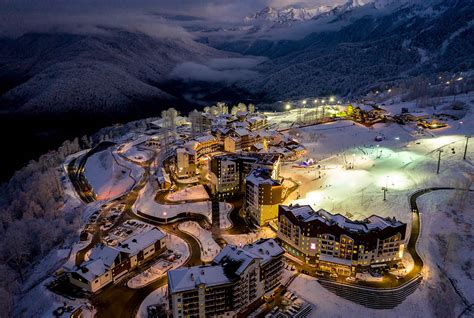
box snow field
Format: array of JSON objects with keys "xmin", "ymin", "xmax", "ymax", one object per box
[{"xmin": 84, "ymin": 148, "xmax": 144, "ymax": 200}]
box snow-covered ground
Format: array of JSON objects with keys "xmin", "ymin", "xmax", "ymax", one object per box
[
  {"xmin": 220, "ymin": 205, "xmax": 233, "ymax": 229},
  {"xmin": 281, "ymin": 116, "xmax": 473, "ymax": 224},
  {"xmin": 136, "ymin": 285, "xmax": 168, "ymax": 318},
  {"xmin": 127, "ymin": 231, "xmax": 190, "ymax": 289},
  {"xmin": 178, "ymin": 221, "xmax": 221, "ymax": 263},
  {"xmin": 122, "ymin": 146, "xmax": 154, "ymax": 163},
  {"xmin": 133, "ymin": 180, "xmax": 232, "ymax": 222},
  {"xmin": 84, "ymin": 148, "xmax": 144, "ymax": 200},
  {"xmin": 118, "ymin": 137, "xmax": 155, "ymax": 163},
  {"xmin": 15, "ymin": 281, "xmax": 95, "ymax": 318},
  {"xmin": 222, "ymin": 226, "xmax": 276, "ymax": 246},
  {"xmin": 14, "ymin": 247, "xmax": 94, "ymax": 318},
  {"xmin": 166, "ymin": 185, "xmax": 209, "ymax": 201}
]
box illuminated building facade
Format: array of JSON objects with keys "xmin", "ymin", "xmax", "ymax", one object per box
[{"xmin": 278, "ymin": 204, "xmax": 406, "ymax": 275}]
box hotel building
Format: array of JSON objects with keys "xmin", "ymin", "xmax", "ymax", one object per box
[
  {"xmin": 168, "ymin": 239, "xmax": 284, "ymax": 318},
  {"xmin": 278, "ymin": 204, "xmax": 406, "ymax": 275}
]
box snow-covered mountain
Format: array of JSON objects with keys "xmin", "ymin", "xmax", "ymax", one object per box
[
  {"xmin": 244, "ymin": 5, "xmax": 334, "ymax": 25},
  {"xmin": 0, "ymin": 31, "xmax": 230, "ymax": 114},
  {"xmin": 231, "ymin": 0, "xmax": 474, "ymax": 100}
]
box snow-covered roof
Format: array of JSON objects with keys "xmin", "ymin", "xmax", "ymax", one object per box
[
  {"xmin": 247, "ymin": 115, "xmax": 266, "ymax": 123},
  {"xmin": 241, "ymin": 239, "xmax": 284, "ymax": 266},
  {"xmin": 235, "ymin": 128, "xmax": 250, "ymax": 137},
  {"xmin": 89, "ymin": 245, "xmax": 120, "ymax": 268},
  {"xmin": 214, "ymin": 239, "xmax": 283, "ymax": 271},
  {"xmin": 168, "ymin": 266, "xmax": 232, "ymax": 294},
  {"xmin": 232, "ymin": 121, "xmax": 249, "ymax": 129},
  {"xmin": 246, "ymin": 169, "xmax": 280, "ymax": 186},
  {"xmin": 168, "ymin": 239, "xmax": 283, "ymax": 294},
  {"xmin": 194, "ymin": 134, "xmax": 216, "ymax": 143},
  {"xmin": 76, "ymin": 259, "xmax": 108, "ymax": 282},
  {"xmin": 213, "ymin": 245, "xmax": 257, "ymax": 276},
  {"xmin": 281, "ymin": 205, "xmax": 404, "ymax": 234},
  {"xmin": 365, "ymin": 215, "xmax": 404, "ymax": 231},
  {"xmin": 116, "ymin": 227, "xmax": 165, "ymax": 256}
]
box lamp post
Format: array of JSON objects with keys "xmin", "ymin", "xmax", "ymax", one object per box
[
  {"xmin": 436, "ymin": 149, "xmax": 443, "ymax": 174},
  {"xmin": 463, "ymin": 136, "xmax": 471, "ymax": 160},
  {"xmin": 382, "ymin": 176, "xmax": 388, "ymax": 201}
]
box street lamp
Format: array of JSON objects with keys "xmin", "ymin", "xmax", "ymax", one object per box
[
  {"xmin": 463, "ymin": 136, "xmax": 471, "ymax": 160},
  {"xmin": 163, "ymin": 211, "xmax": 168, "ymax": 224},
  {"xmin": 436, "ymin": 149, "xmax": 443, "ymax": 174},
  {"xmin": 285, "ymin": 104, "xmax": 291, "ymax": 110},
  {"xmin": 329, "ymin": 97, "xmax": 335, "ymax": 104}
]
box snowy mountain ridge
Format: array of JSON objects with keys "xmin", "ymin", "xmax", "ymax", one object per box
[{"xmin": 244, "ymin": 5, "xmax": 335, "ymax": 25}]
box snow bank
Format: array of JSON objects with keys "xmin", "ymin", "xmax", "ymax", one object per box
[
  {"xmin": 166, "ymin": 185, "xmax": 209, "ymax": 202},
  {"xmin": 222, "ymin": 227, "xmax": 276, "ymax": 246},
  {"xmin": 178, "ymin": 221, "xmax": 221, "ymax": 263},
  {"xmin": 136, "ymin": 285, "xmax": 168, "ymax": 318}
]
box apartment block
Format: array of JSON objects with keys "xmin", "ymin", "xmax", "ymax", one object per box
[{"xmin": 168, "ymin": 239, "xmax": 284, "ymax": 318}]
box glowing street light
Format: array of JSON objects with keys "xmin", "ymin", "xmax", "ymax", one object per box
[
  {"xmin": 314, "ymin": 99, "xmax": 318, "ymax": 103},
  {"xmin": 285, "ymin": 104, "xmax": 291, "ymax": 110},
  {"xmin": 329, "ymin": 96, "xmax": 335, "ymax": 103},
  {"xmin": 302, "ymin": 100, "xmax": 307, "ymax": 105}
]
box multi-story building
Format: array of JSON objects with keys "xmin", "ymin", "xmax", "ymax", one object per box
[
  {"xmin": 278, "ymin": 204, "xmax": 406, "ymax": 276},
  {"xmin": 69, "ymin": 227, "xmax": 166, "ymax": 292},
  {"xmin": 168, "ymin": 239, "xmax": 284, "ymax": 318},
  {"xmin": 247, "ymin": 114, "xmax": 267, "ymax": 131},
  {"xmin": 176, "ymin": 147, "xmax": 196, "ymax": 179},
  {"xmin": 224, "ymin": 128, "xmax": 261, "ymax": 153},
  {"xmin": 209, "ymin": 154, "xmax": 281, "ymax": 199},
  {"xmin": 176, "ymin": 134, "xmax": 222, "ymax": 179},
  {"xmin": 186, "ymin": 134, "xmax": 222, "ymax": 159},
  {"xmin": 245, "ymin": 169, "xmax": 283, "ymax": 226}
]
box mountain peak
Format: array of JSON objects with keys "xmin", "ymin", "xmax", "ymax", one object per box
[{"xmin": 244, "ymin": 5, "xmax": 334, "ymax": 25}]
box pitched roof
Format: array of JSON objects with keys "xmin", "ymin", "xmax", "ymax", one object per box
[
  {"xmin": 116, "ymin": 227, "xmax": 166, "ymax": 256},
  {"xmin": 168, "ymin": 266, "xmax": 232, "ymax": 294},
  {"xmin": 89, "ymin": 245, "xmax": 120, "ymax": 268}
]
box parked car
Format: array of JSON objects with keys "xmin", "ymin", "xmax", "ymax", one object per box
[
  {"xmin": 346, "ymin": 276, "xmax": 357, "ymax": 282},
  {"xmin": 330, "ymin": 273, "xmax": 338, "ymax": 279}
]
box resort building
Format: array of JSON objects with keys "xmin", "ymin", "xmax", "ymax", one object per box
[
  {"xmin": 168, "ymin": 239, "xmax": 284, "ymax": 318},
  {"xmin": 245, "ymin": 169, "xmax": 283, "ymax": 226},
  {"xmin": 209, "ymin": 154, "xmax": 281, "ymax": 199},
  {"xmin": 277, "ymin": 204, "xmax": 406, "ymax": 276},
  {"xmin": 69, "ymin": 227, "xmax": 166, "ymax": 293}
]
